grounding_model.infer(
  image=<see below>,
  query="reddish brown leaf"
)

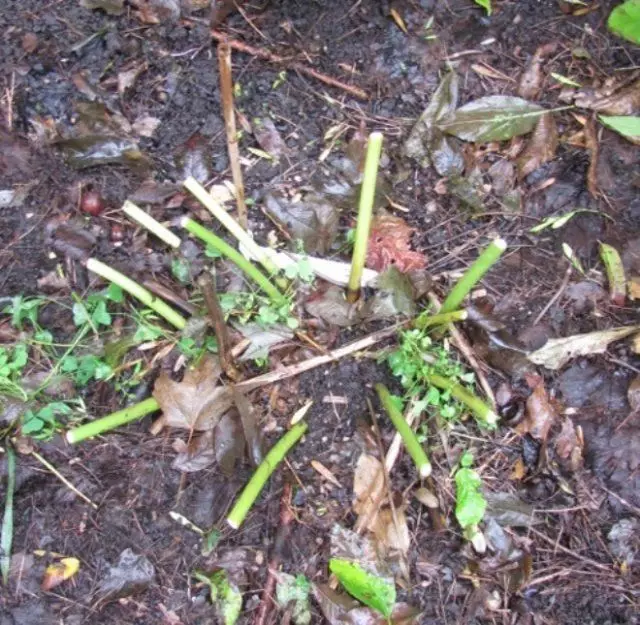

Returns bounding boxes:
[520,376,557,442]
[366,215,427,273]
[517,113,558,178]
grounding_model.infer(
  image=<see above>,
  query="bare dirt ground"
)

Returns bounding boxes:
[1,1,639,624]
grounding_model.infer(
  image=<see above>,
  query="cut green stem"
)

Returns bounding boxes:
[86,259,187,330]
[123,200,182,248]
[183,177,279,276]
[375,383,431,478]
[426,374,498,427]
[66,397,160,444]
[440,238,506,314]
[180,217,286,305]
[227,421,308,529]
[415,309,468,330]
[1,445,15,584]
[347,132,384,303]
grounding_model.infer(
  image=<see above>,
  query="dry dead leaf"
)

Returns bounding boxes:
[370,506,411,554]
[414,487,439,508]
[117,62,148,95]
[521,376,557,442]
[172,431,216,472]
[628,275,640,300]
[366,215,427,273]
[152,356,233,430]
[353,454,385,520]
[311,460,343,487]
[510,458,526,480]
[528,325,640,370]
[41,557,80,591]
[517,113,558,178]
[574,77,640,116]
[553,418,583,471]
[517,43,557,100]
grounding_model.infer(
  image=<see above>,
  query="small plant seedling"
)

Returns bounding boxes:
[454,451,487,551]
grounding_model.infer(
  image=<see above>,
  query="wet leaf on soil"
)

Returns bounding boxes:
[176,133,212,184]
[574,78,640,116]
[366,214,427,273]
[521,376,557,442]
[437,96,545,143]
[599,115,640,145]
[608,518,640,567]
[517,44,556,100]
[118,62,148,95]
[528,325,640,370]
[353,453,385,520]
[276,573,312,625]
[264,193,340,254]
[132,0,181,24]
[517,113,558,178]
[131,179,181,204]
[484,491,537,528]
[41,557,80,591]
[58,136,147,170]
[214,411,245,475]
[173,430,216,472]
[253,118,288,160]
[405,72,464,176]
[234,322,293,361]
[305,285,358,327]
[360,267,417,320]
[152,356,234,430]
[232,388,264,466]
[329,559,395,618]
[608,0,640,45]
[447,170,488,212]
[98,549,155,601]
[80,0,125,15]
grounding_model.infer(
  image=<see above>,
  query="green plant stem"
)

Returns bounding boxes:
[426,374,498,427]
[66,397,160,444]
[181,217,287,305]
[86,259,187,330]
[375,383,431,478]
[440,238,506,314]
[1,445,15,584]
[183,177,280,276]
[123,200,182,248]
[415,309,468,330]
[227,421,308,529]
[347,132,383,303]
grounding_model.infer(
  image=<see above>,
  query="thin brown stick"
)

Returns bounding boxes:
[533,265,571,326]
[236,322,405,392]
[254,482,294,625]
[198,273,238,380]
[143,280,197,315]
[218,39,247,228]
[211,30,369,100]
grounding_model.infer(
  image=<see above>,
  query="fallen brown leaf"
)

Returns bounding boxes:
[521,376,557,442]
[366,215,427,273]
[152,356,233,431]
[517,113,558,178]
[553,417,583,471]
[574,77,640,116]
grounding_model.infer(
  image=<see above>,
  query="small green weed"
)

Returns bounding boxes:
[388,327,475,423]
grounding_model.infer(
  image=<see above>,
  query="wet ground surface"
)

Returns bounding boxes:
[1,1,640,624]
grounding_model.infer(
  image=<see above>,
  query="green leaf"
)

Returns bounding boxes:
[607,0,640,45]
[60,356,79,373]
[438,96,544,143]
[196,570,242,625]
[329,558,396,618]
[106,284,124,303]
[72,302,89,327]
[91,300,112,327]
[599,115,640,141]
[276,573,312,625]
[454,459,486,529]
[171,258,191,285]
[21,414,44,434]
[474,0,491,15]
